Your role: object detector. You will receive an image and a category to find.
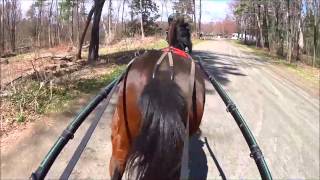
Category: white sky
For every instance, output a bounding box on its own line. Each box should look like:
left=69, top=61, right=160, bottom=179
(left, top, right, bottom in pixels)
left=20, top=0, right=232, bottom=23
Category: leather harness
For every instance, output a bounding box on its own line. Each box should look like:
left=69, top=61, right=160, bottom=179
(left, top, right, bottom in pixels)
left=151, top=47, right=196, bottom=179
left=60, top=48, right=195, bottom=179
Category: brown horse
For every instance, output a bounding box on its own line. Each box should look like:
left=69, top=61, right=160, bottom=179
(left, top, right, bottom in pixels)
left=109, top=16, right=206, bottom=180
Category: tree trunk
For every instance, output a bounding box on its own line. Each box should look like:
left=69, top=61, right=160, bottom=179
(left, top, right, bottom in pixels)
left=71, top=0, right=74, bottom=44
left=76, top=5, right=95, bottom=59
left=287, top=0, right=292, bottom=63
left=296, top=0, right=302, bottom=61
left=1, top=0, right=4, bottom=53
left=193, top=0, right=196, bottom=33
left=10, top=0, right=17, bottom=52
left=199, top=0, right=201, bottom=33
left=48, top=0, right=54, bottom=47
left=108, top=0, right=112, bottom=38
left=37, top=1, right=43, bottom=47
left=275, top=2, right=280, bottom=53
left=254, top=5, right=259, bottom=47
left=0, top=4, right=1, bottom=55
left=121, top=0, right=126, bottom=31
left=244, top=28, right=247, bottom=45
left=88, top=0, right=105, bottom=64
left=264, top=1, right=269, bottom=50
left=161, top=0, right=164, bottom=22
left=115, top=0, right=121, bottom=34
left=256, top=3, right=264, bottom=48
left=139, top=0, right=145, bottom=38
left=56, top=0, right=60, bottom=45
left=165, top=0, right=168, bottom=19
left=313, top=0, right=317, bottom=67
left=102, top=15, right=108, bottom=44
left=77, top=0, right=80, bottom=45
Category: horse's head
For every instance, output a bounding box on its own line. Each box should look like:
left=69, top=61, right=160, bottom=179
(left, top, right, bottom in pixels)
left=167, top=14, right=193, bottom=53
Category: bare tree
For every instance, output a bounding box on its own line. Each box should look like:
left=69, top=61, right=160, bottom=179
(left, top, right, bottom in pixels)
left=233, top=0, right=319, bottom=66
left=139, top=0, right=144, bottom=38
left=313, top=0, right=318, bottom=66
left=199, top=0, right=201, bottom=33
left=255, top=2, right=264, bottom=48
left=5, top=0, right=19, bottom=52
left=48, top=0, right=54, bottom=47
left=114, top=0, right=121, bottom=34
left=108, top=0, right=112, bottom=38
left=77, top=4, right=95, bottom=59
left=121, top=0, right=126, bottom=31
left=56, top=0, right=61, bottom=44
left=1, top=0, right=4, bottom=53
left=71, top=0, right=74, bottom=44
left=36, top=0, right=43, bottom=47
left=88, top=0, right=106, bottom=63
left=76, top=0, right=80, bottom=45
left=193, top=0, right=196, bottom=32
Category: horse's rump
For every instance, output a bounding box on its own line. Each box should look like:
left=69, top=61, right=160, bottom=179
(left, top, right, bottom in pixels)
left=126, top=77, right=187, bottom=180
left=110, top=50, right=205, bottom=179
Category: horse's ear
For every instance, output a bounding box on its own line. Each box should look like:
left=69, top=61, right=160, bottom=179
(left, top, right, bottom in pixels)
left=167, top=21, right=176, bottom=46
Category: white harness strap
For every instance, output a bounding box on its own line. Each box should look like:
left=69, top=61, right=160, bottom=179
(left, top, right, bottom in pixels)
left=151, top=49, right=196, bottom=179
left=152, top=51, right=168, bottom=79
left=168, top=51, right=174, bottom=80
left=180, top=59, right=196, bottom=179
left=152, top=50, right=175, bottom=80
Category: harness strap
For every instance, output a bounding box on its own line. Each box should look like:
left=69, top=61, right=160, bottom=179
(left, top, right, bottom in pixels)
left=152, top=50, right=176, bottom=80
left=152, top=51, right=168, bottom=79
left=168, top=51, right=174, bottom=80
left=180, top=59, right=195, bottom=179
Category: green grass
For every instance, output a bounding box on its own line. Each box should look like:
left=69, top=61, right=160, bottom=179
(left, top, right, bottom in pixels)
left=285, top=65, right=319, bottom=83
left=16, top=113, right=25, bottom=123
left=98, top=37, right=205, bottom=56
left=97, top=38, right=168, bottom=55
left=7, top=65, right=126, bottom=122
left=75, top=65, right=125, bottom=94
left=192, top=38, right=205, bottom=46
left=145, top=39, right=168, bottom=50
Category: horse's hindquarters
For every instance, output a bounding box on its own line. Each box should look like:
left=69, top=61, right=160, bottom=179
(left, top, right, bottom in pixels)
left=109, top=50, right=206, bottom=179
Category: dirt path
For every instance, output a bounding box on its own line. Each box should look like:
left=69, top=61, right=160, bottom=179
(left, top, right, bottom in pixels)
left=1, top=90, right=117, bottom=179
left=1, top=40, right=319, bottom=179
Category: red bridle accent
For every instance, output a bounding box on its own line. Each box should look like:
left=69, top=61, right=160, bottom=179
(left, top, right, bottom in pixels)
left=162, top=46, right=191, bottom=59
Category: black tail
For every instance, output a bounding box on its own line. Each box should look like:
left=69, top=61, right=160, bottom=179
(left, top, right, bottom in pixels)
left=126, top=78, right=188, bottom=180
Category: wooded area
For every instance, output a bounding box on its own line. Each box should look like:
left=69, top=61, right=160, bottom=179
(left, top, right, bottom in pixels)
left=0, top=0, right=204, bottom=62
left=0, top=0, right=319, bottom=66
left=233, top=0, right=320, bottom=66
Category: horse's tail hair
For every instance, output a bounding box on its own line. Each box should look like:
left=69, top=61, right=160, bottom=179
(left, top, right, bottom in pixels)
left=126, top=78, right=187, bottom=180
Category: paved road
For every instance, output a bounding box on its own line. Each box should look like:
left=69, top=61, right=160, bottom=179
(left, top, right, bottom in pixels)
left=1, top=40, right=319, bottom=179
left=193, top=40, right=319, bottom=179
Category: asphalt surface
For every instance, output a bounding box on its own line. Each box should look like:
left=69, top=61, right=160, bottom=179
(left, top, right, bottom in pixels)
left=1, top=40, right=319, bottom=179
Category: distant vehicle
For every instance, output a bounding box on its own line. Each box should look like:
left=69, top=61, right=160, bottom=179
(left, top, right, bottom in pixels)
left=231, top=33, right=238, bottom=39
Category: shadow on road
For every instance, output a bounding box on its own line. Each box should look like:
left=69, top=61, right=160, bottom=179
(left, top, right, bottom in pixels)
left=188, top=131, right=227, bottom=180
left=192, top=50, right=247, bottom=95
left=189, top=132, right=208, bottom=179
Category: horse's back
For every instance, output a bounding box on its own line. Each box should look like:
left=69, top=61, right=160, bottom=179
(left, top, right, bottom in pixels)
left=109, top=49, right=206, bottom=179
left=126, top=50, right=205, bottom=135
